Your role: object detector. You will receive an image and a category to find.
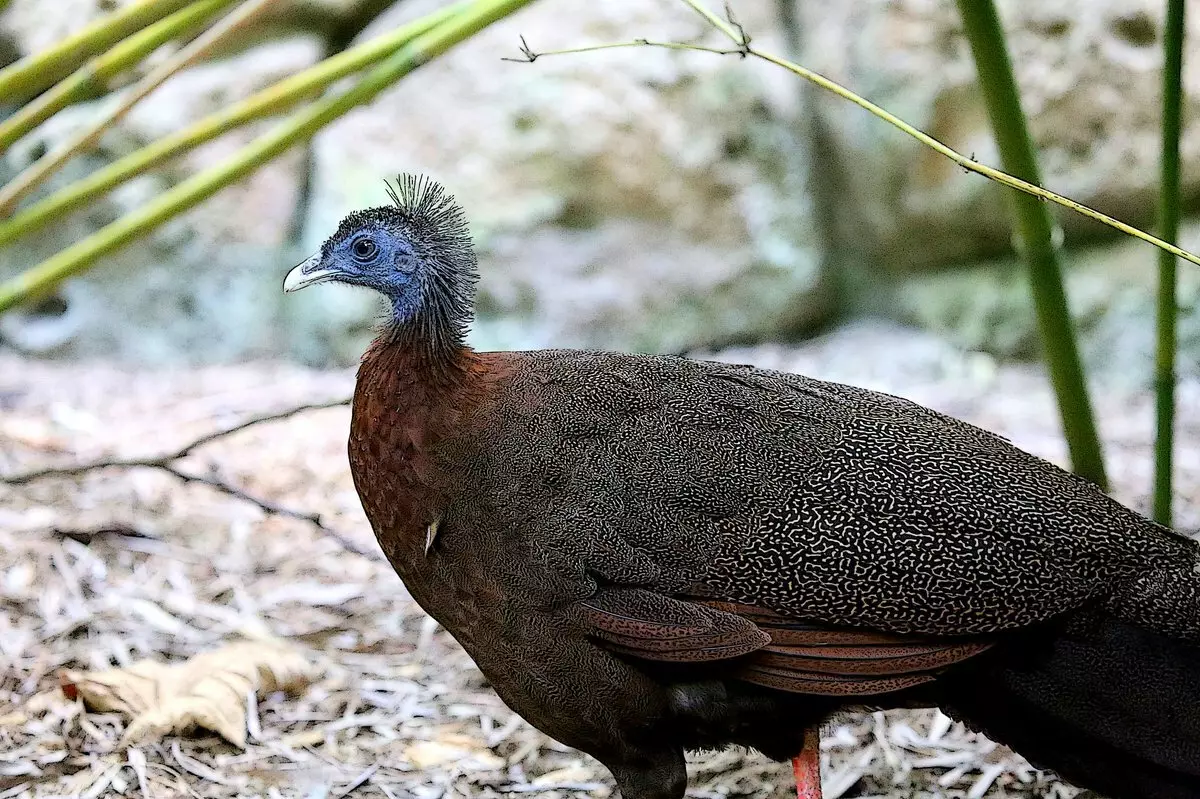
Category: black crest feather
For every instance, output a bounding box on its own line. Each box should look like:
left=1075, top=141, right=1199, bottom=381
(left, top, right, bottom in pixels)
left=382, top=174, right=478, bottom=357
left=385, top=175, right=473, bottom=257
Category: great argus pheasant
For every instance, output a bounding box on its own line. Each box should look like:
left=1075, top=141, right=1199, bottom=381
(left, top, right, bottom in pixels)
left=283, top=176, right=1200, bottom=799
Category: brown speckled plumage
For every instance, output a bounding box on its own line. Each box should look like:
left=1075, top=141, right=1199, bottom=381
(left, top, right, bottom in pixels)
left=288, top=178, right=1200, bottom=799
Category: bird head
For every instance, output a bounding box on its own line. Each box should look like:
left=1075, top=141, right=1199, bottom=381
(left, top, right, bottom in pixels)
left=283, top=175, right=477, bottom=349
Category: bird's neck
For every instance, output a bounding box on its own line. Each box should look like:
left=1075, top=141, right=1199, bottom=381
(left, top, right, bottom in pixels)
left=355, top=332, right=477, bottom=420
left=384, top=283, right=470, bottom=362
left=348, top=334, right=484, bottom=564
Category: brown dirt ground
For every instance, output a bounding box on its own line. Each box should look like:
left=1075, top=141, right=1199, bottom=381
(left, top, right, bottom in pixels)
left=2, top=324, right=1197, bottom=799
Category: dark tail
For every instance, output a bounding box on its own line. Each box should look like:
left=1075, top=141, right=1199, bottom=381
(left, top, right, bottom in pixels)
left=941, top=608, right=1200, bottom=799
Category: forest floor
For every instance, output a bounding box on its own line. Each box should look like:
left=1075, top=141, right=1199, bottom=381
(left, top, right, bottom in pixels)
left=2, top=321, right=1198, bottom=799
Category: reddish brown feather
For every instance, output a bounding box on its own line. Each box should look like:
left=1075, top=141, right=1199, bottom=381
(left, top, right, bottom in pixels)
left=740, top=665, right=937, bottom=696
left=756, top=627, right=930, bottom=646
left=573, top=588, right=770, bottom=662
left=578, top=594, right=993, bottom=695
left=755, top=642, right=992, bottom=676
left=762, top=641, right=958, bottom=659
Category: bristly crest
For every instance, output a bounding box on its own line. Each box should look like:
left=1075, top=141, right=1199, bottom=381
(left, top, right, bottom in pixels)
left=382, top=174, right=478, bottom=357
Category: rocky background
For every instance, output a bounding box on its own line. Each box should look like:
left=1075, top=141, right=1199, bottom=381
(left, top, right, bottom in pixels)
left=0, top=0, right=1197, bottom=381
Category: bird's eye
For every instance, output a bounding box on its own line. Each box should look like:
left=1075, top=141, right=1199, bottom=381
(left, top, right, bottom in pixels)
left=351, top=239, right=378, bottom=262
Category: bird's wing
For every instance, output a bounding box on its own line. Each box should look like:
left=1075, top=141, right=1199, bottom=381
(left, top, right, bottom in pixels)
left=569, top=587, right=992, bottom=696
left=461, top=349, right=1173, bottom=639
left=568, top=586, right=770, bottom=661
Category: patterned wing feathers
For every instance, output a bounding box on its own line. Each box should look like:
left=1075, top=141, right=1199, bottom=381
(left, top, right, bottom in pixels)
left=576, top=593, right=993, bottom=697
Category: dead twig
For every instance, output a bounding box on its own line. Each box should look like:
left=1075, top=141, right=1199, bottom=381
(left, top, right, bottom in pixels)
left=2, top=398, right=381, bottom=561
left=53, top=522, right=157, bottom=545
left=6, top=398, right=351, bottom=483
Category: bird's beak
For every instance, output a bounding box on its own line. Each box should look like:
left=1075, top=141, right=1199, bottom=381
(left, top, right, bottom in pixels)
left=282, top=254, right=341, bottom=293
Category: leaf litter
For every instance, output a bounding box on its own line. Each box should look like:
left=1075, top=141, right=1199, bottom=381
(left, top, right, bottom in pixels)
left=2, top=333, right=1197, bottom=799
left=59, top=640, right=314, bottom=748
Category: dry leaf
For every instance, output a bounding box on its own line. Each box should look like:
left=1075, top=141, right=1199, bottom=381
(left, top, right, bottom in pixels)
left=60, top=640, right=314, bottom=747
left=533, top=765, right=597, bottom=785
left=0, top=711, right=27, bottom=727
left=403, top=734, right=505, bottom=770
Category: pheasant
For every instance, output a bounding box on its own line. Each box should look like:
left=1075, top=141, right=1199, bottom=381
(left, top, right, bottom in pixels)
left=284, top=176, right=1200, bottom=799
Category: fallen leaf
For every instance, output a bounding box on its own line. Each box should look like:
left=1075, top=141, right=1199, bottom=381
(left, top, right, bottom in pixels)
left=533, top=765, right=597, bottom=785
left=0, top=711, right=27, bottom=727
left=59, top=640, right=314, bottom=747
left=403, top=734, right=505, bottom=770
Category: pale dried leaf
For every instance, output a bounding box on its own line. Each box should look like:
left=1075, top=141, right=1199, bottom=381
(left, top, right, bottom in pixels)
left=60, top=641, right=315, bottom=747
left=403, top=735, right=505, bottom=770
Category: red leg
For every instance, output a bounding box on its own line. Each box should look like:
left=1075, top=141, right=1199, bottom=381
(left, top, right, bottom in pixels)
left=791, top=726, right=822, bottom=799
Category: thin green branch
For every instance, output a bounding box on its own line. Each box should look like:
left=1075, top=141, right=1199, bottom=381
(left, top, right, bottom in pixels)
left=1154, top=0, right=1186, bottom=526
left=0, top=0, right=196, bottom=106
left=744, top=61, right=1200, bottom=271
left=0, top=0, right=238, bottom=156
left=0, top=0, right=535, bottom=314
left=510, top=34, right=1200, bottom=272
left=0, top=0, right=287, bottom=217
left=956, top=0, right=1105, bottom=487
left=501, top=39, right=745, bottom=61
left=0, top=0, right=466, bottom=249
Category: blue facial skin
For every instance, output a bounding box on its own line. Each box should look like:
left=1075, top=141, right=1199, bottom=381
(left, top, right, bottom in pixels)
left=319, top=226, right=424, bottom=323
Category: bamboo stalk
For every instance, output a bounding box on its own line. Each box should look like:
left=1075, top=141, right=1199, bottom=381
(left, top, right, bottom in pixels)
left=956, top=0, right=1107, bottom=488
left=1154, top=0, right=1186, bottom=526
left=0, top=0, right=535, bottom=314
left=0, top=0, right=466, bottom=249
left=0, top=0, right=196, bottom=105
left=0, top=0, right=238, bottom=156
left=0, top=0, right=287, bottom=217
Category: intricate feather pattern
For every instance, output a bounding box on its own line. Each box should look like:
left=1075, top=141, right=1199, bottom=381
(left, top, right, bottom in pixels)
left=325, top=180, right=1200, bottom=799
left=450, top=349, right=1198, bottom=636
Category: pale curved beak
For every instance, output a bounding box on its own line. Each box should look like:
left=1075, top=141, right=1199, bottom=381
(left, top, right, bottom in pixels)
left=283, top=254, right=341, bottom=293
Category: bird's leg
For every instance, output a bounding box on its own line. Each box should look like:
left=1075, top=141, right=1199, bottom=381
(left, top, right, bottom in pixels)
left=791, top=726, right=822, bottom=799
left=609, top=750, right=687, bottom=799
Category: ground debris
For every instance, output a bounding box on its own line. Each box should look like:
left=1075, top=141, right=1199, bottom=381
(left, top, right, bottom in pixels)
left=59, top=640, right=314, bottom=747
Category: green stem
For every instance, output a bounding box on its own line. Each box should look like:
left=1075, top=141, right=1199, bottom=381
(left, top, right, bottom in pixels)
left=0, top=0, right=196, bottom=106
left=0, top=0, right=534, bottom=314
left=0, top=0, right=464, bottom=249
left=956, top=0, right=1107, bottom=489
left=0, top=0, right=237, bottom=156
left=1154, top=0, right=1186, bottom=526
left=0, top=0, right=285, bottom=216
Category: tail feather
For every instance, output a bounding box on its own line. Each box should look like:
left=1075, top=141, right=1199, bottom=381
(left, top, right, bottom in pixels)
left=942, top=610, right=1200, bottom=799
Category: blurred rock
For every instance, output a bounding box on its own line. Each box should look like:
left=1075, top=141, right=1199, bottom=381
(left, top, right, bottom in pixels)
left=292, top=0, right=829, bottom=363
left=896, top=222, right=1200, bottom=384
left=798, top=0, right=1200, bottom=271
left=0, top=38, right=320, bottom=362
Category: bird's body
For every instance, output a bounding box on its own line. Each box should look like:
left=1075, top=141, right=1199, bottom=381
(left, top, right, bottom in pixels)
left=286, top=177, right=1200, bottom=799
